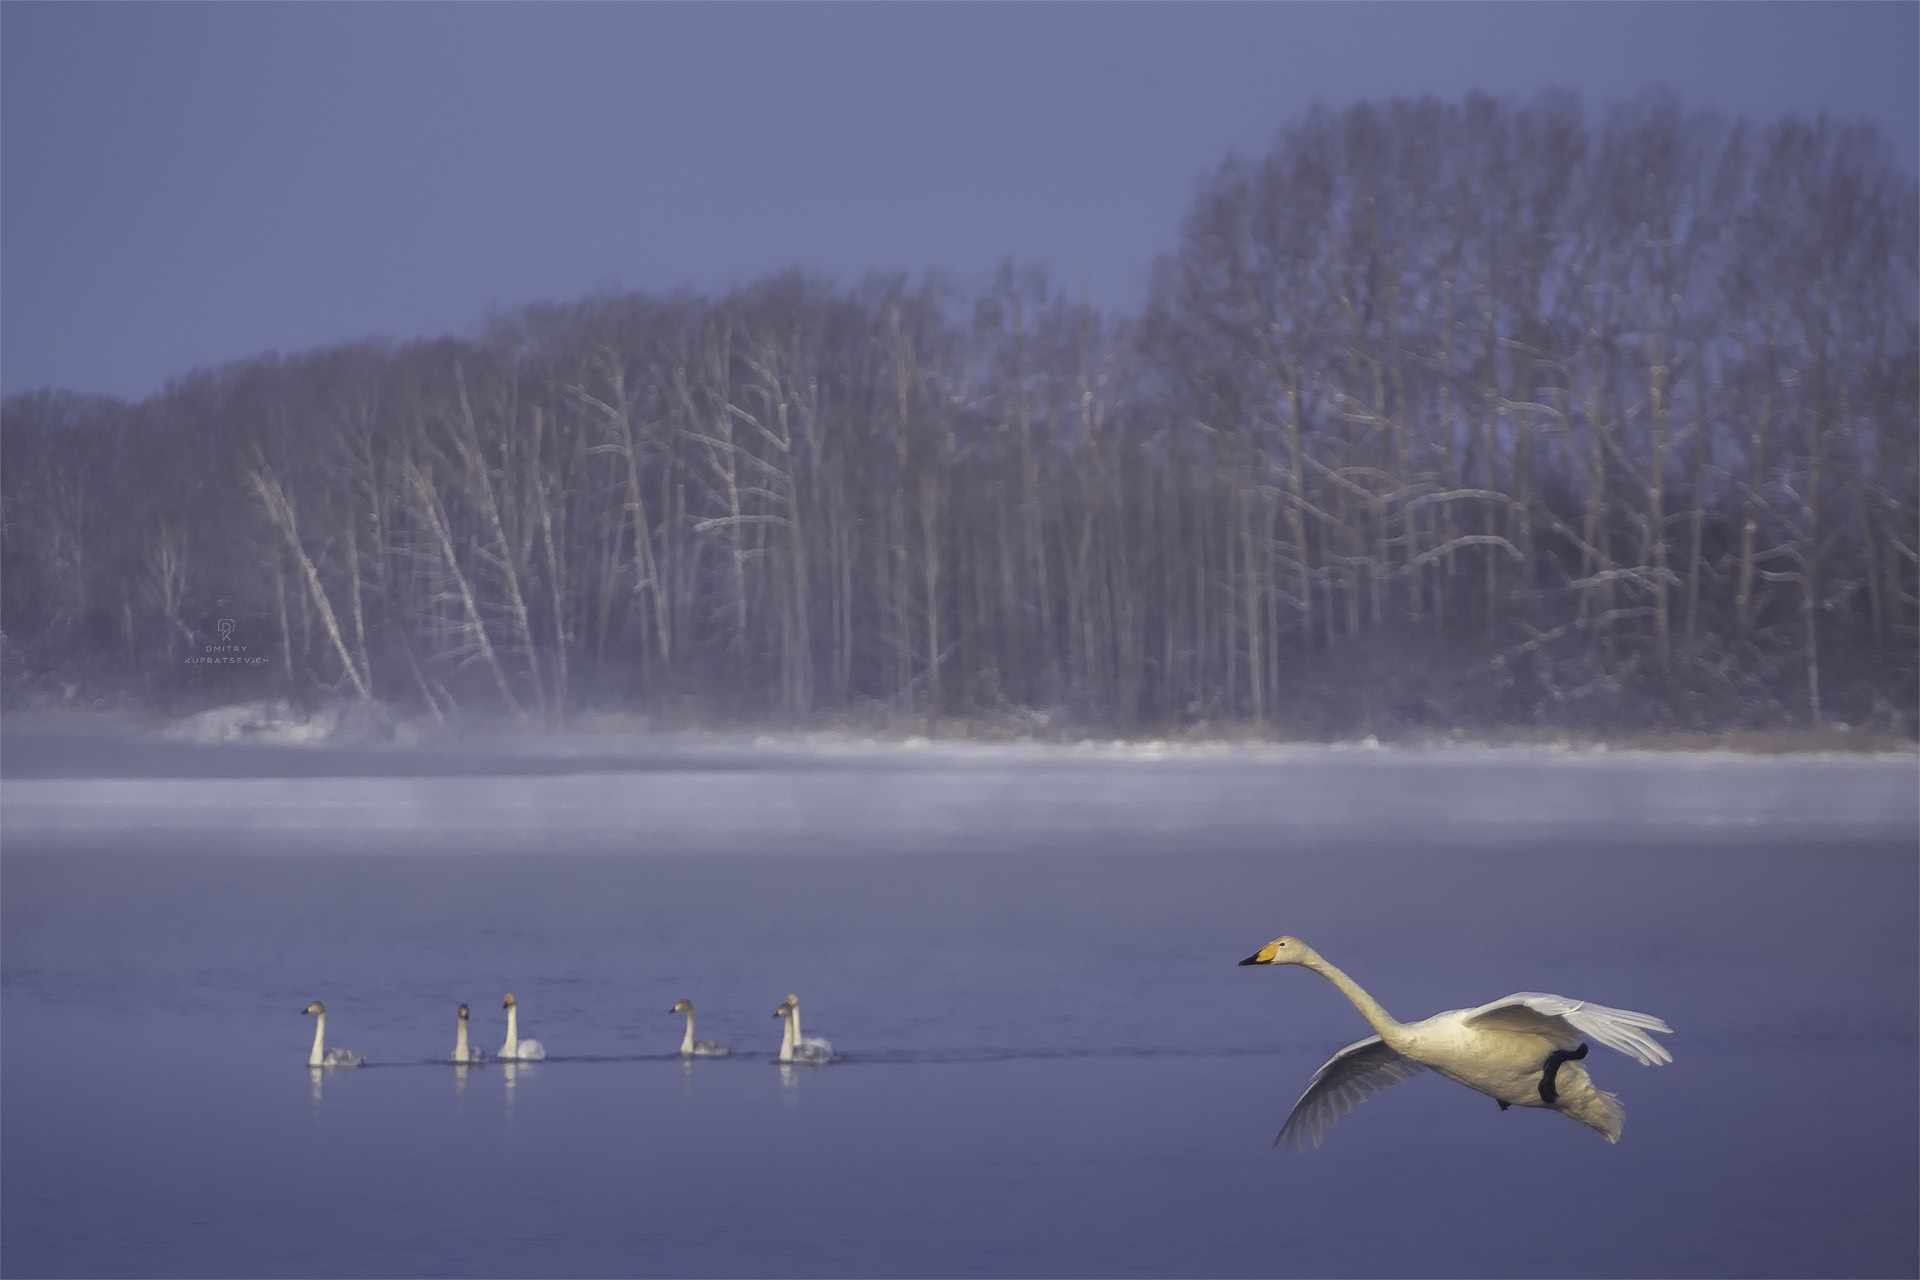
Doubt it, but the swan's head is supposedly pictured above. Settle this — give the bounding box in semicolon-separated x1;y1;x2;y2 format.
1239;935;1314;967
304;1000;326;1016
774;1001;793;1021
458;1003;471;1019
671;999;695;1015
503;993;517;1009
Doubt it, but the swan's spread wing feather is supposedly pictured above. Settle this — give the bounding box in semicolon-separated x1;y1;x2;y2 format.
1464;993;1673;1066
1277;1036;1427;1151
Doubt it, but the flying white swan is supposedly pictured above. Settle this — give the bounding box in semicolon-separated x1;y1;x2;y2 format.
1239;935;1672;1147
499;992;547;1061
670;999;730;1057
450;1003;489;1064
775;994;834;1063
302;1000;363;1068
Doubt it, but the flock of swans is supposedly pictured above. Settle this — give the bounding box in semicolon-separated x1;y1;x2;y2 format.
303;991;836;1070
305;937;1673;1149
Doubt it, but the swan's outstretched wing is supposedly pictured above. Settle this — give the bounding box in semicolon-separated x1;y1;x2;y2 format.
1277;1036;1427;1151
1463;993;1673;1066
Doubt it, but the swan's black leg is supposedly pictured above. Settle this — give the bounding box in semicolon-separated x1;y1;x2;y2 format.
1536;1042;1590;1104
1497;1100;1510;1111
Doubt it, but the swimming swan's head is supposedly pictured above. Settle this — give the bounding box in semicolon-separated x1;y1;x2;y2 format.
1239;935;1319;968
304;1000;326;1016
458;1003;471;1020
503;992;518;1009
671;999;695;1015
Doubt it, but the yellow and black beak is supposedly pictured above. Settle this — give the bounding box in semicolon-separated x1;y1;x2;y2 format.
1238;941;1279;966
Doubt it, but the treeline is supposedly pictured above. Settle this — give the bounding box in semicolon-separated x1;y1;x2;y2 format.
4;91;1915;736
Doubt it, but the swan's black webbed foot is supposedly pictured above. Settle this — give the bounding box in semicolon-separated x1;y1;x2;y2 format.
1536;1041;1590;1104
1497;1100;1510;1111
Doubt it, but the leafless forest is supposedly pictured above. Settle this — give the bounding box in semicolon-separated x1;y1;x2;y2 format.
4;93;1915;737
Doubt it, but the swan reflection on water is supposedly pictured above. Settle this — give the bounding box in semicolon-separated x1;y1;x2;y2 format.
501;1058;536;1119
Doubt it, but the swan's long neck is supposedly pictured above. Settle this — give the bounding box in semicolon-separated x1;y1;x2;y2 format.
788;1003;803;1044
309;1012;327;1067
455;1015;471;1060
681;1011;696;1056
1305;954;1405;1043
778;1013;795;1062
503;1004;519;1054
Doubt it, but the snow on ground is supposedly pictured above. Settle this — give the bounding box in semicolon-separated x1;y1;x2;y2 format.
160;699;406;746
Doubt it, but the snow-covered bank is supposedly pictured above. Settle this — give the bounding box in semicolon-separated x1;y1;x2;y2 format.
3;731;1911;852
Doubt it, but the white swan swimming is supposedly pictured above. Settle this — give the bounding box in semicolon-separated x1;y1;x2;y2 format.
671;999;730;1057
499;992;547;1061
775;994;834;1063
1239;935;1672;1147
450;1003;489;1064
303;1000;363;1068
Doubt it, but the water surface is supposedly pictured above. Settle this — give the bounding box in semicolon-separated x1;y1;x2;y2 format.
3;736;1914;1276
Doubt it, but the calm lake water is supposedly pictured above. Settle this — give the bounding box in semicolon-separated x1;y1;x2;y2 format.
3;733;1915;1277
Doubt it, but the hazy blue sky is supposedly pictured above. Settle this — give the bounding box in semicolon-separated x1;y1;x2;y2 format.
3;2;1914;401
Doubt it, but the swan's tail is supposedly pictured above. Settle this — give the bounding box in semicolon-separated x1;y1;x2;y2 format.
1554;1062;1624;1143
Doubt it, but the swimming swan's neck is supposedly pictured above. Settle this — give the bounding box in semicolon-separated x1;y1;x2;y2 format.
503;1003;518;1054
309;1011;327;1067
455;1015;472;1061
680;1010;697;1056
1304;954;1405;1043
778;1011;795;1063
